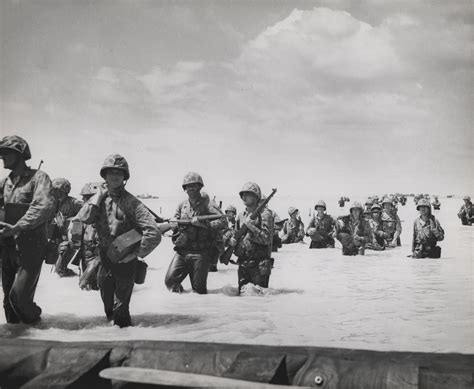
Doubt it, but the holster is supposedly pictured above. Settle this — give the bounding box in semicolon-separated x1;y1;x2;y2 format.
135;260;148;284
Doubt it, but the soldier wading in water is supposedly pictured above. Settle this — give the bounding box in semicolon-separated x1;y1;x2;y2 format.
76;154;161;327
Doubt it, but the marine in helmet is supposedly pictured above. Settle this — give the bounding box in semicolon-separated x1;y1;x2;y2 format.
335;201;373;256
0;135;55;324
75;182;103;290
412;199;444;258
363;198;374;220
51;178;84;277
457;196;473;226
380;196;402;247
75;154;161;327
306;200;336;249
365;204;385;251
281;206;305;244
431;195;441;210
164;172;226;294
222;204;237;248
227;182;274;293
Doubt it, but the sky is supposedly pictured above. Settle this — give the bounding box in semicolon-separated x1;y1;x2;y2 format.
1;0;472;198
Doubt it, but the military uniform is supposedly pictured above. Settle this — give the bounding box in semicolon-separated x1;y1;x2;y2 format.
306;213;335;249
281;207;304;244
233;182;274;292
458;197;473;225
76;154;161;327
336;202;373;256
0;136;55;324
412;200;444;258
270;210;282;252
52;178;84;276
165;173;226;294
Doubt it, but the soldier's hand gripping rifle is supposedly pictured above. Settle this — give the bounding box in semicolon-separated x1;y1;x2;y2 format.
220;188;277;265
158;214;226;234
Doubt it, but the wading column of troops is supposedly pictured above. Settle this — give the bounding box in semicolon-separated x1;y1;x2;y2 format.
0;135;472;327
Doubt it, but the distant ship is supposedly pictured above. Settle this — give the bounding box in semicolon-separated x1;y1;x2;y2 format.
446;195;454;198
137;194;159;199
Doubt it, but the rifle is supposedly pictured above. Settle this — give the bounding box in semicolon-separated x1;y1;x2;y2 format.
219;188;277;265
158;214;226;234
144;206;166;223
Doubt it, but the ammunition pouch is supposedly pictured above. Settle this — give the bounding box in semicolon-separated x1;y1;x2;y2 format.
135;260;148;284
173;225;217;252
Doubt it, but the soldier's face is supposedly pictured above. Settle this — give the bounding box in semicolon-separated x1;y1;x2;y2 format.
351;209;361;218
184;183;201;199
372;211;381;219
315;206;325;215
242;193;258;207
419;206;430;216
0;149;21;170
225;211;236;222
383;203;392;211
105;169;125;189
53;189;67;202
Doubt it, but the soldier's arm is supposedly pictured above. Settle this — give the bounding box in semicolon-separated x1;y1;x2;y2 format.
15;171;55;231
248;209;273;245
206;205;226;230
75;193;103;225
71;198;85;217
394;215;402;238
306;215;315;233
130;199;162;258
411;221;417;252
431;218;444;241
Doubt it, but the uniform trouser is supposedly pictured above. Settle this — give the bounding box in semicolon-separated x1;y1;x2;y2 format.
165;250;210;294
238;258;272;293
1;234;46;324
460;215;473;225
309;232;335;249
336;233;364;255
97;260;136;327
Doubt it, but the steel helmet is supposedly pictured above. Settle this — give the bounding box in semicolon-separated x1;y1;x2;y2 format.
463;196;471;201
0;135;31;160
80;182;103;196
371;204;382;212
225;205;237;214
381;196;393;206
416;198;432;211
365;198;373;205
349;201;364;212
314;200;327;210
52;178;71;194
182;172;204;189
100;154;130;180
239;182;261;201
288;206;298;216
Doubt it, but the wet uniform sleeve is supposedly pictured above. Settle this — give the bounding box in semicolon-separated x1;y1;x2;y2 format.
128;198;162;258
431;218;444;241
249;209;273;245
412;220;418;251
16;172;55;231
75;193;102;225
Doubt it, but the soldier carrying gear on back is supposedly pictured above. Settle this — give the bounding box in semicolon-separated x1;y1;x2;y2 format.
164;172;226;294
51;177;83;277
75;182;102;290
0;135;55;324
412;199;444;258
306;200;336;249
75;154;161;327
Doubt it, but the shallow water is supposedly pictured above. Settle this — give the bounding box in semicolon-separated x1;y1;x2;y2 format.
0;197;472;353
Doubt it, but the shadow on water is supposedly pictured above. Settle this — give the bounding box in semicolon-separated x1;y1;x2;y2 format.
207;284;304;297
0;313;202;338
